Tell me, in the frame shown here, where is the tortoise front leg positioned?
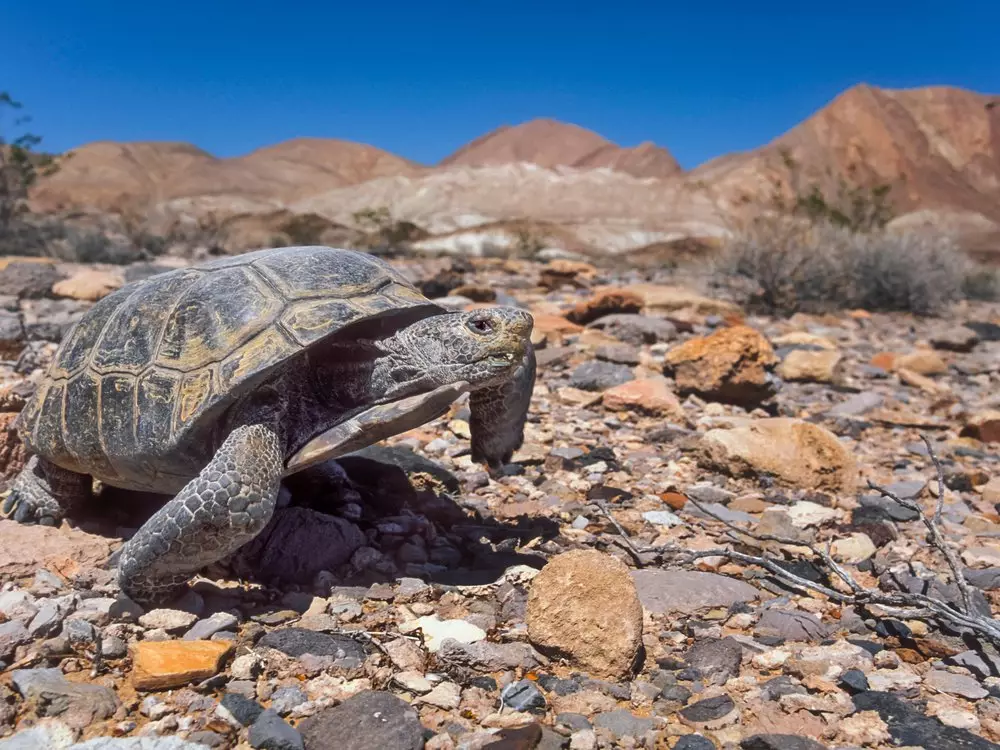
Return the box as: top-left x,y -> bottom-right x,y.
2,455 -> 92,526
117,422 -> 283,605
470,342 -> 536,476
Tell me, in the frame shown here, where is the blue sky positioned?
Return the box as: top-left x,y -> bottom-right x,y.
3,1 -> 997,170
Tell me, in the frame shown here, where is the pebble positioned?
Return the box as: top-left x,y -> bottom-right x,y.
183,611 -> 239,640
137,608 -> 198,632
500,679 -> 547,712
414,615 -> 487,653
248,709 -> 304,750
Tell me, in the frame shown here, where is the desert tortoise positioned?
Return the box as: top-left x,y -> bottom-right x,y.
3,246 -> 535,603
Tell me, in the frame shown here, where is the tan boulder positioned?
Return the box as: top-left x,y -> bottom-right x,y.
52,269 -> 125,301
699,417 -> 858,492
664,325 -> 779,406
526,549 -> 644,680
777,349 -> 843,383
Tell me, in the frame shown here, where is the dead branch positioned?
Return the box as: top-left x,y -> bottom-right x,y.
669,434 -> 1000,648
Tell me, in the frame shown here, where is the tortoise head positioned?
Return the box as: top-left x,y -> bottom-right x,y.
397,306 -> 533,388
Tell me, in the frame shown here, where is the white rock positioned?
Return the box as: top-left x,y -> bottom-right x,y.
786,501 -> 838,529
418,681 -> 461,710
866,668 -> 921,691
415,615 -> 486,653
831,533 -> 876,563
642,510 -> 684,527
138,608 -> 198,632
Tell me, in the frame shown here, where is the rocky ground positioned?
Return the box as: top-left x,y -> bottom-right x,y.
2,252 -> 1000,750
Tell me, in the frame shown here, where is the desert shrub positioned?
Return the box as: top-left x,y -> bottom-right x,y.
714,217 -> 980,316
279,213 -> 330,246
962,265 -> 1000,301
52,226 -> 139,264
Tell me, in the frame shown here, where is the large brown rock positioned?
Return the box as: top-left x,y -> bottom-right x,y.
602,377 -> 684,418
664,325 -> 779,406
0,520 -> 115,580
699,417 -> 858,492
526,549 -> 644,680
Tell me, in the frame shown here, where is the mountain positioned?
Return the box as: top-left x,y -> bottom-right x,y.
31,138 -> 425,214
690,84 -> 1000,221
439,118 -> 683,178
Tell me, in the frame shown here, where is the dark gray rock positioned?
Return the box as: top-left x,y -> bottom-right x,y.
297,691 -> 425,750
947,649 -> 1000,680
675,737 -> 717,750
62,618 -> 96,646
10,667 -> 119,730
754,609 -> 830,642
839,669 -> 869,694
853,690 -> 1000,750
683,637 -> 743,685
740,736 -> 828,750
965,567 -> 1000,591
568,360 -> 634,391
555,713 -> 592,732
593,709 -> 655,739
760,676 -> 806,702
0,310 -> 25,360
0,262 -> 62,299
248,709 -> 304,750
256,628 -> 366,660
857,493 -> 919,522
679,694 -> 736,724
500,679 -> 546,712
0,620 -> 32,660
595,343 -> 641,365
589,313 -> 678,345
236,507 -> 366,585
221,692 -> 264,726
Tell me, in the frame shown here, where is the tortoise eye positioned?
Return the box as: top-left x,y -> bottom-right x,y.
467,317 -> 493,334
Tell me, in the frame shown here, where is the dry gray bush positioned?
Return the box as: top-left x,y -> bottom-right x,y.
712,216 -> 997,316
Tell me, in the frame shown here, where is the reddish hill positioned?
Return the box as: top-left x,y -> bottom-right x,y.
691,84 -> 1000,220
439,118 -> 682,178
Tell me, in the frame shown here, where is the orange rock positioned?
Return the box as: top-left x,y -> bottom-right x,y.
602,378 -> 684,418
663,325 -> 779,406
0,412 -> 27,483
565,288 -> 643,325
896,350 -> 948,376
530,313 -> 584,344
538,260 -> 598,289
660,491 -> 688,510
131,640 -> 234,690
961,410 -> 1000,443
869,352 -> 897,370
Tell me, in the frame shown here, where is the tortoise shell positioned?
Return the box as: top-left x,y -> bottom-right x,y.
17,246 -> 441,491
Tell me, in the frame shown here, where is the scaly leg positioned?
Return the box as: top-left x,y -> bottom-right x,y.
116,422 -> 283,605
2,455 -> 92,526
470,342 -> 536,476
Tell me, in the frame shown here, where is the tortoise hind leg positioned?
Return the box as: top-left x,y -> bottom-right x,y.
2,456 -> 92,526
117,422 -> 283,605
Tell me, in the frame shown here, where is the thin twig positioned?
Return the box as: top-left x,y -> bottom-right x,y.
593,499 -> 645,567
673,432 -> 1000,647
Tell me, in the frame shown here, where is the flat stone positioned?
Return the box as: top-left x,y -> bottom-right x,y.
436,639 -> 542,673
826,392 -> 883,418
297,690 -> 425,750
569,360 -> 635,391
131,640 -> 234,691
592,709 -> 655,739
10,667 -> 120,730
786,501 -> 838,529
0,720 -> 77,750
0,619 -> 31,660
853,690 -> 999,750
256,628 -> 366,660
183,611 -> 239,640
679,694 -> 738,729
138,608 -> 198,632
220,692 -> 264,726
631,570 -> 760,614
500,680 -> 547,712
924,670 -> 989,700
392,671 -> 432,694
0,520 -> 113,580
755,609 -> 830,642
674,737 -> 717,750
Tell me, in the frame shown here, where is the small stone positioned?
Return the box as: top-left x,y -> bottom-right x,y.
569,360 -> 635,391
674,737 -> 716,750
527,549 -> 644,680
101,635 -> 128,659
593,709 -> 655,740
839,669 -> 870,693
500,679 -> 547,712
835,710 -> 891,746
248,708 -> 304,750
924,670 -> 989,700
755,609 -> 829,642
393,671 -> 433,694
220,692 -> 264,726
740,736 -> 828,750
183,611 -> 239,640
962,546 -> 1000,568
382,637 -> 427,672
230,653 -> 263,680
601,378 -> 684,418
642,510 -> 683,527
256,627 -> 366,660
297,690 -> 425,750
786,501 -> 838,529
830,533 -> 876,563
679,694 -> 738,729
10,667 -> 120,730
777,349 -> 842,383
418,681 -> 461,710
28,599 -> 70,637
131,640 -> 234,690
683,637 -> 744,685
62,618 -> 96,646
415,615 -> 486,653
0,720 -> 77,750
270,686 -> 308,716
